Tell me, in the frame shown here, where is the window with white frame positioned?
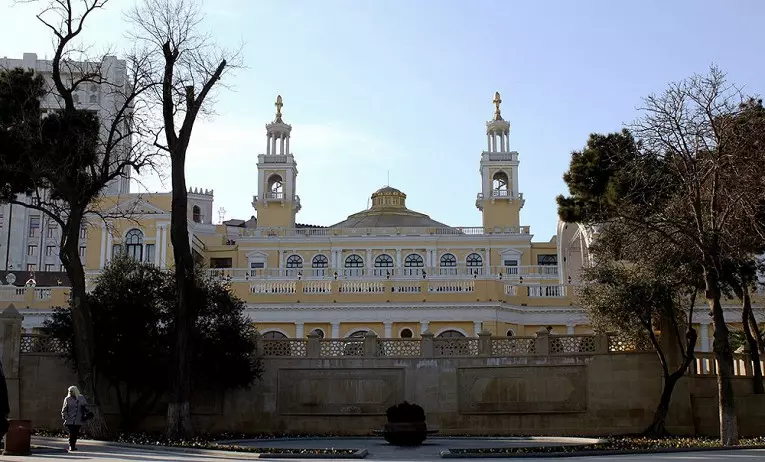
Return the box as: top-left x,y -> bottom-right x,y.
44,264 -> 55,272
466,253 -> 483,275
28,217 -> 40,237
403,253 -> 424,276
439,253 -> 457,275
46,246 -> 55,256
374,254 -> 394,276
145,244 -> 156,264
125,229 -> 144,261
285,254 -> 303,277
27,245 -> 37,256
343,254 -> 364,277
311,254 -> 328,277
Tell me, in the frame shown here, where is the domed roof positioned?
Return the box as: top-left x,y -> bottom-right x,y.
330,186 -> 451,229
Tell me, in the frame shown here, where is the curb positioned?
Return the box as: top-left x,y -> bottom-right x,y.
439,444 -> 765,458
32,436 -> 368,459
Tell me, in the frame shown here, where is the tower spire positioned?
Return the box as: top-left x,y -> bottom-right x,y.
275,95 -> 284,123
492,91 -> 503,121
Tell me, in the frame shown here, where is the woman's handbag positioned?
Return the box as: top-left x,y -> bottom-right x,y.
81,404 -> 94,422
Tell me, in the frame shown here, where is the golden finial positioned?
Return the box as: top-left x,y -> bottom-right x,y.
493,91 -> 503,121
275,95 -> 283,123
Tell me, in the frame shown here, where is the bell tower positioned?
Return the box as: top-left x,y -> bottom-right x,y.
253,95 -> 301,228
475,92 -> 524,230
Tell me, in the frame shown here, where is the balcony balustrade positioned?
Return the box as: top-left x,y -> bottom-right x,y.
205,265 -> 559,281
238,225 -> 530,238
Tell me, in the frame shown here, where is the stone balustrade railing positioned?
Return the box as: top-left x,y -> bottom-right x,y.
236,225 -> 531,238
691,352 -> 764,377
206,265 -> 559,281
258,330 -> 626,358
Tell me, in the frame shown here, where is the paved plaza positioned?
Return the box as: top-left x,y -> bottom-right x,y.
0,437 -> 760,461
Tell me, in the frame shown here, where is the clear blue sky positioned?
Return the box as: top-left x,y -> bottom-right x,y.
1,0 -> 763,240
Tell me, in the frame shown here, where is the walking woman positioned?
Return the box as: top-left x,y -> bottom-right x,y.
61,385 -> 88,451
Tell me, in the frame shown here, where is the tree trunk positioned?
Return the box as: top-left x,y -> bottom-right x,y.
645,373 -> 681,438
741,292 -> 764,394
705,269 -> 739,446
60,211 -> 108,438
165,147 -> 196,440
644,327 -> 697,438
748,309 -> 765,356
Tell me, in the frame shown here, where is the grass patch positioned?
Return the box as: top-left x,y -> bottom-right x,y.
446,436 -> 765,456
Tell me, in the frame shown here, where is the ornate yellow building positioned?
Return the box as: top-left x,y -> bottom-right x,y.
2,93 -> 755,352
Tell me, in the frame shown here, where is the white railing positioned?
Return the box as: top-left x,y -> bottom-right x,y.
428,280 -> 474,293
250,281 -> 296,295
34,288 -> 52,301
338,281 -> 384,294
238,225 -> 531,238
504,285 -> 517,296
0,288 -> 26,302
527,285 -> 567,298
205,265 -> 559,281
302,281 -> 332,294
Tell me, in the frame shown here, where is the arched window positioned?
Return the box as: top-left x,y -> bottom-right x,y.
125,229 -> 144,261
492,171 -> 509,196
437,330 -> 466,338
466,253 -> 483,276
506,330 -> 515,337
347,330 -> 368,339
374,254 -> 394,276
400,328 -> 413,338
403,253 -> 424,276
311,254 -> 328,277
439,253 -> 457,275
192,205 -> 201,223
310,328 -> 325,338
285,254 -> 303,268
285,254 -> 302,277
263,331 -> 287,339
435,329 -> 471,356
267,174 -> 283,199
344,254 -> 364,277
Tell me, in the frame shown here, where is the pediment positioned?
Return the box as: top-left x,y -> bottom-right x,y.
499,247 -> 523,258
246,250 -> 269,259
105,198 -> 168,216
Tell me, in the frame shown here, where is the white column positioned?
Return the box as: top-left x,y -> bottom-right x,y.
396,249 -> 402,267
271,136 -> 277,155
331,322 -> 340,339
266,134 -> 271,155
366,249 -> 372,269
700,322 -> 710,352
280,136 -> 285,155
419,320 -> 429,334
278,250 -> 284,269
484,249 -> 490,273
295,322 -> 304,338
486,134 -> 491,151
105,231 -> 113,265
500,133 -> 505,152
154,224 -> 161,266
566,323 -> 575,335
99,226 -> 107,269
473,321 -> 482,336
285,136 -> 290,155
160,225 -> 168,269
425,250 -> 431,267
384,321 -> 393,338
491,134 -> 496,152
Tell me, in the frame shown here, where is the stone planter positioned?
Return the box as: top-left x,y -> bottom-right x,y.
382,421 -> 428,446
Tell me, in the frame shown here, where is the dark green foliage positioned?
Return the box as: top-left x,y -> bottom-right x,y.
385,401 -> 426,423
42,256 -> 262,430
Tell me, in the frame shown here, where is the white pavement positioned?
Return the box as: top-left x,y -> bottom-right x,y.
1,437 -> 762,461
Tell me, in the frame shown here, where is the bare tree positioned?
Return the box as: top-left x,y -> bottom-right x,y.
558,69 -> 765,445
127,0 -> 239,439
632,74 -> 765,445
2,0 -> 159,437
